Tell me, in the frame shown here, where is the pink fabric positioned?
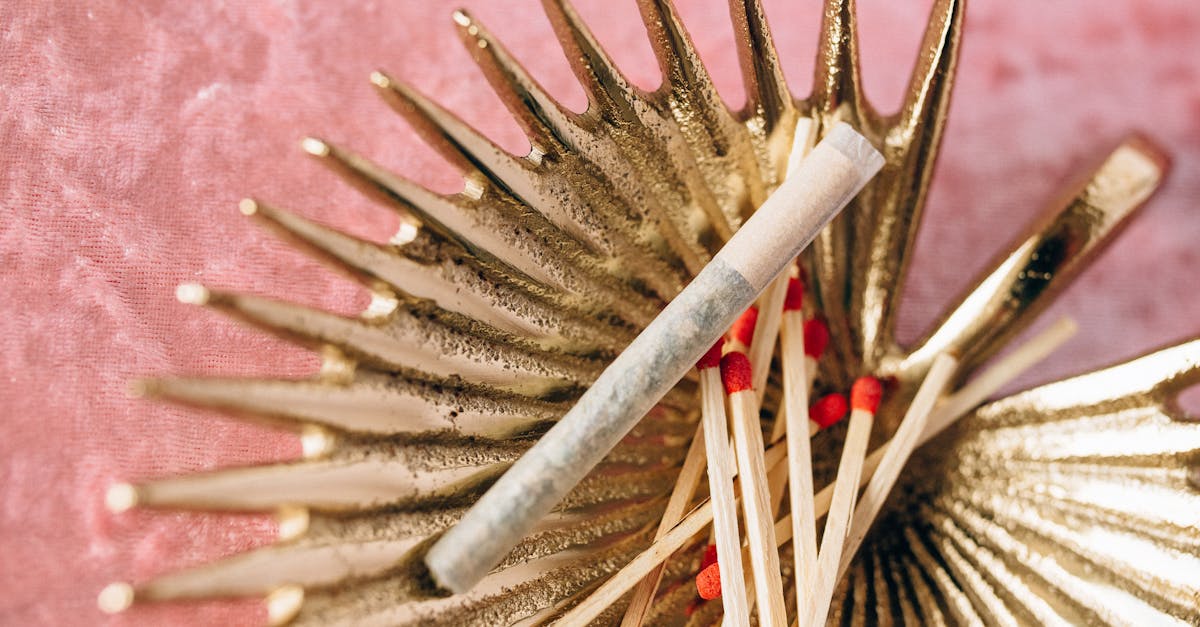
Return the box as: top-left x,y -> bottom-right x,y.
1,1 -> 1197,624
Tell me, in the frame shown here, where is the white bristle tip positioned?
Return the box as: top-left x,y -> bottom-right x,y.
97,582 -> 135,614
105,483 -> 138,513
300,137 -> 330,157
175,283 -> 209,305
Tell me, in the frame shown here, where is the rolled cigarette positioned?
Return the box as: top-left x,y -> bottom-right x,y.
423,123 -> 884,594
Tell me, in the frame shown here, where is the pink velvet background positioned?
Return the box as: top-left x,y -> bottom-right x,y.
1,1 -> 1197,624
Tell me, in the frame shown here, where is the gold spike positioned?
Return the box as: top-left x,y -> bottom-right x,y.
850,0 -> 966,364
541,0 -> 731,263
132,535 -> 425,601
179,284 -> 586,395
126,456 -> 511,512
136,373 -> 562,439
300,137 -> 556,289
724,0 -> 801,180
452,9 -> 584,151
374,69 -> 690,296
244,199 -> 624,350
454,10 -> 710,287
307,138 -> 662,327
540,0 -> 637,116
370,70 -> 519,178
892,0 -> 966,139
727,0 -> 796,138
811,0 -> 871,124
901,136 -> 1168,378
373,69 -> 607,250
637,0 -> 767,224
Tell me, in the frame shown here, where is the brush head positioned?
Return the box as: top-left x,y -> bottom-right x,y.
697,339 -> 725,370
851,376 -> 883,413
804,318 -> 830,359
696,561 -> 722,600
729,306 -> 759,346
720,352 -> 754,394
784,277 -> 804,311
810,393 -> 849,428
700,543 -> 718,570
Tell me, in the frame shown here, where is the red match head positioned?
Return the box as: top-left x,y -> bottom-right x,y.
696,561 -> 722,600
783,277 -> 804,311
700,544 -> 718,570
720,352 -> 753,394
851,376 -> 883,413
803,319 -> 829,359
729,306 -> 759,346
809,393 -> 848,428
696,338 -> 724,370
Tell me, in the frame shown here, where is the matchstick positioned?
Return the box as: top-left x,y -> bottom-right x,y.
557,318 -> 1075,623
835,353 -> 959,582
772,317 -> 832,441
424,123 -> 884,594
727,306 -> 759,355
619,340 -> 746,627
722,352 -> 787,627
807,376 -> 882,627
750,117 -> 816,401
778,276 -> 819,619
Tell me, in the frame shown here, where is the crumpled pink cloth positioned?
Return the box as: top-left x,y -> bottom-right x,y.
1,1 -> 1197,625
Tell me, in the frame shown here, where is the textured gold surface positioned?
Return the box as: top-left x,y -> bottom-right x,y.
105,0 -> 1200,624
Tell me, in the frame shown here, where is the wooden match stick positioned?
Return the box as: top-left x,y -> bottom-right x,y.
424,123 -> 884,594
807,376 -> 882,627
835,353 -> 958,582
749,118 -> 816,401
558,318 -> 1075,623
722,352 -> 787,627
619,341 -> 744,627
726,306 -> 759,355
778,277 -> 819,618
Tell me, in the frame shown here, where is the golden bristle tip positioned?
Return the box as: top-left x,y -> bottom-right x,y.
97,582 -> 135,615
104,482 -> 139,513
299,137 -> 330,157
275,506 -> 310,541
174,282 -> 210,306
266,585 -> 304,626
298,424 -> 335,459
238,197 -> 259,216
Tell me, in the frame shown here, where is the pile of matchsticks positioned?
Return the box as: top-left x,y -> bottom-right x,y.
561,288 -> 1076,626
